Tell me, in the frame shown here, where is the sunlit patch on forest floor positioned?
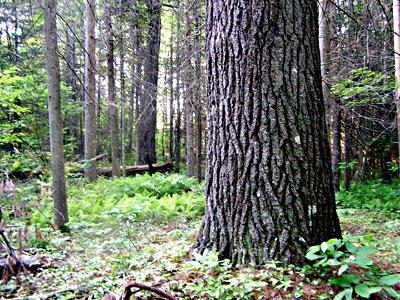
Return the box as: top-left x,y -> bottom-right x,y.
1,208 -> 399,299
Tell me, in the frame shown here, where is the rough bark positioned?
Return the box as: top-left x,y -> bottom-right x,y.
106,1 -> 121,177
195,0 -> 342,265
84,0 -> 97,181
136,0 -> 161,165
43,0 -> 69,228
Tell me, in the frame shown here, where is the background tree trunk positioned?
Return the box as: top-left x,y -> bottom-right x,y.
106,1 -> 121,177
135,0 -> 161,165
64,21 -> 79,147
195,0 -> 342,265
344,112 -> 353,190
169,32 -> 174,162
331,98 -> 342,192
194,0 -> 202,182
319,0 -> 332,133
120,7 -> 126,177
174,0 -> 182,173
84,0 -> 97,181
183,0 -> 195,177
43,0 -> 69,228
394,0 -> 400,167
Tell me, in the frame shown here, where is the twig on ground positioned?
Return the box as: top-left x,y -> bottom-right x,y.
121,282 -> 177,300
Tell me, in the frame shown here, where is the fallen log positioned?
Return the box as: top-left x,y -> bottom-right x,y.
69,162 -> 174,177
78,153 -> 108,164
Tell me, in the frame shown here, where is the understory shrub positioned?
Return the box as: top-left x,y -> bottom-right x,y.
336,180 -> 400,213
31,173 -> 205,224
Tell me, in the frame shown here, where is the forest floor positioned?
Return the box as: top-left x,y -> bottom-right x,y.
1,175 -> 399,299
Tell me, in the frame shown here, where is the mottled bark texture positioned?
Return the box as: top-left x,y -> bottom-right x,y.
136,0 -> 161,164
84,0 -> 97,181
43,0 -> 69,228
195,0 -> 342,265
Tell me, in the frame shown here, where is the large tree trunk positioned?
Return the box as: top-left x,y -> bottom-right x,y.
136,0 -> 161,165
84,0 -> 97,181
195,0 -> 342,265
106,1 -> 121,177
43,0 -> 69,228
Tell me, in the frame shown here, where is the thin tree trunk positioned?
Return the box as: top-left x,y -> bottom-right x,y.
84,0 -> 97,181
331,98 -> 341,192
97,72 -> 102,153
65,21 -> 78,146
174,0 -> 182,173
43,0 -> 69,228
169,33 -> 174,161
194,0 -> 202,182
183,0 -> 195,177
394,0 -> 400,168
344,111 -> 353,190
135,0 -> 161,165
127,27 -> 135,154
195,0 -> 341,265
319,0 -> 332,133
106,1 -> 121,177
120,9 -> 126,176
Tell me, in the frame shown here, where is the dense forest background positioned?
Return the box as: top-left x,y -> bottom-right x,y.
0,0 -> 398,182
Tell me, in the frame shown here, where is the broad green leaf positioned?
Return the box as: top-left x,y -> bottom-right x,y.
368,286 -> 382,294
384,287 -> 400,299
330,274 -> 360,287
378,274 -> 400,286
306,252 -> 322,261
321,242 -> 329,253
338,264 -> 348,276
334,288 -> 353,300
307,245 -> 321,254
345,241 -> 357,253
357,246 -> 376,257
355,284 -> 370,298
